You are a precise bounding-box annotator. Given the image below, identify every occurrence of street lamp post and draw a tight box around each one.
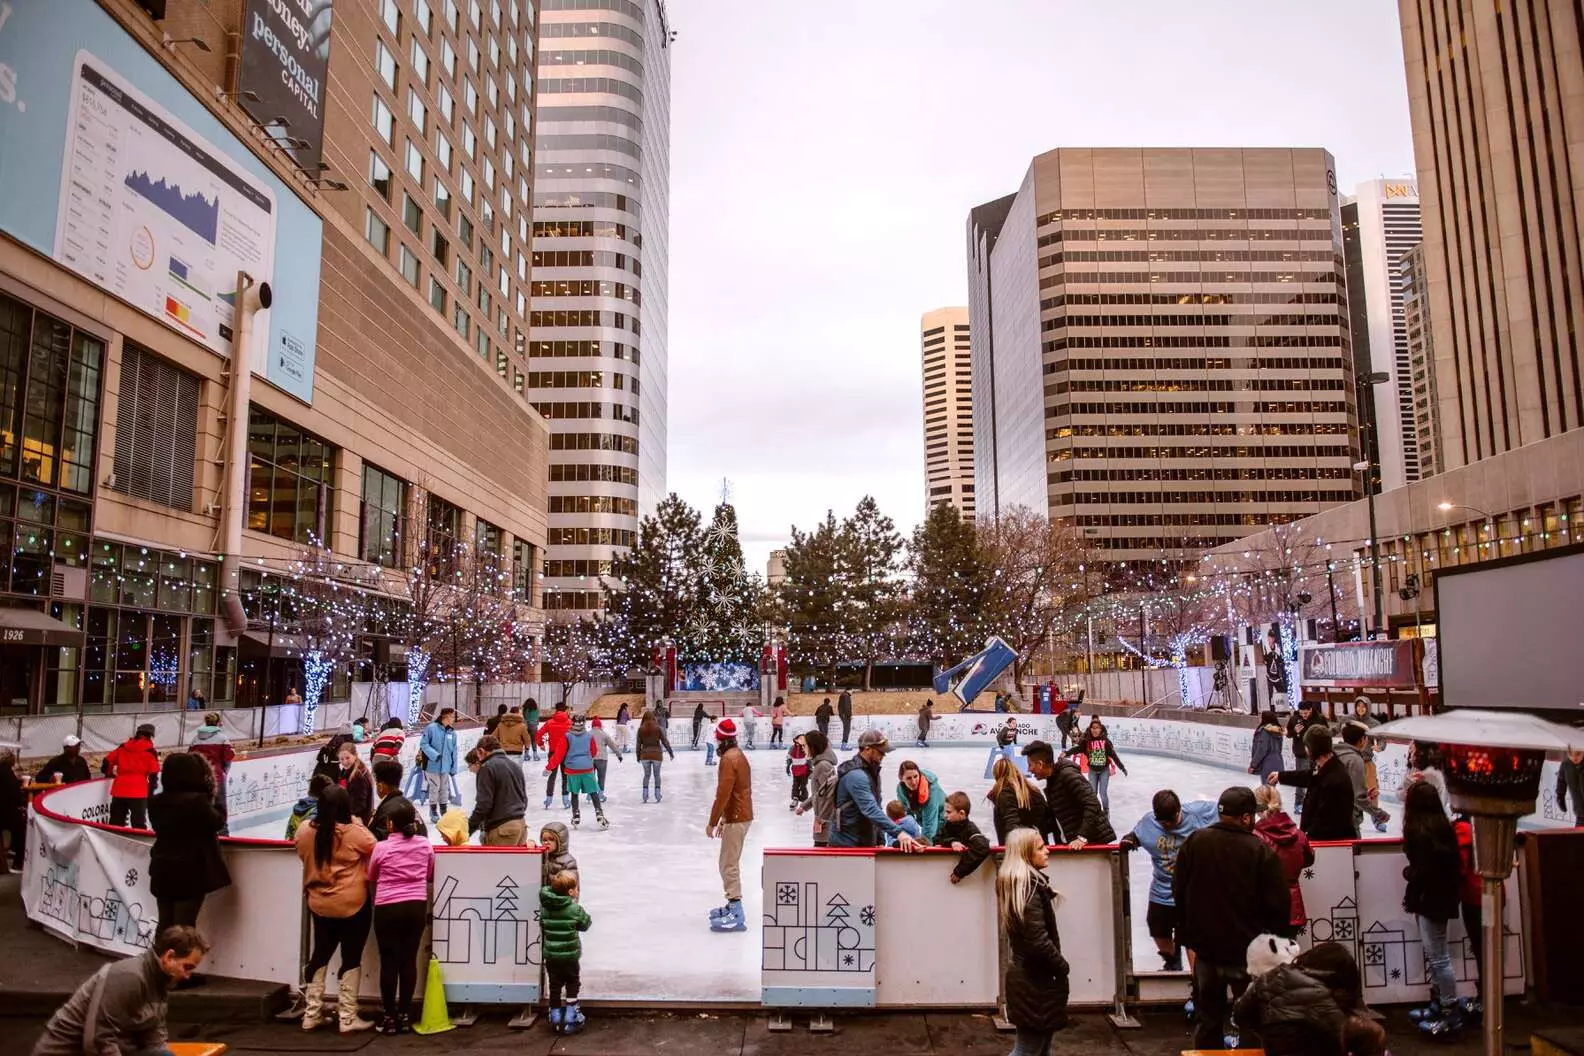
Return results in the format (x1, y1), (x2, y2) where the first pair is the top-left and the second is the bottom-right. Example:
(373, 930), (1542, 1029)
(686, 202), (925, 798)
(1356, 371), (1391, 639)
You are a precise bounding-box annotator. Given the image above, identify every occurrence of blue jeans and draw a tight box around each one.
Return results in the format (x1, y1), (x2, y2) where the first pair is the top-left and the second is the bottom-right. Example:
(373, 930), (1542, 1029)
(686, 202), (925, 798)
(1419, 914), (1457, 1003)
(641, 760), (662, 795)
(1089, 768), (1111, 812)
(1010, 1028), (1052, 1056)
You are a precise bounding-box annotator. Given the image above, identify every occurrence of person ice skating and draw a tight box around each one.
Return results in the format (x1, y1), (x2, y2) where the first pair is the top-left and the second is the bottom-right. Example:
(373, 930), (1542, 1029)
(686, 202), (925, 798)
(771, 696), (787, 745)
(741, 704), (760, 750)
(589, 717), (624, 797)
(1253, 784), (1312, 938)
(917, 699), (934, 747)
(832, 731), (924, 850)
(33, 734), (92, 786)
(815, 697), (834, 741)
(350, 715), (371, 742)
(998, 828), (1070, 1054)
(1118, 789), (1218, 971)
(1249, 709), (1286, 786)
(837, 689), (854, 748)
(497, 704), (531, 759)
(1558, 747), (1584, 826)
(295, 785), (377, 1033)
(1235, 940), (1365, 1056)
(484, 703), (508, 738)
(418, 707), (460, 823)
(1339, 721), (1391, 832)
(188, 712), (236, 835)
(1285, 700), (1325, 812)
(551, 715), (608, 829)
(540, 821), (578, 885)
(691, 701), (709, 750)
(636, 711), (675, 803)
(287, 773), (333, 840)
(370, 758), (425, 841)
(470, 735), (529, 845)
(338, 740), (375, 825)
(614, 701), (632, 753)
(524, 699), (543, 761)
(371, 717), (405, 762)
(367, 799), (433, 1035)
(313, 724), (357, 786)
(538, 703), (573, 807)
(935, 790), (991, 883)
(1173, 786), (1292, 1051)
(1270, 725), (1357, 841)
(105, 723), (160, 829)
(1066, 717), (1127, 813)
(1401, 780), (1467, 1038)
(896, 759), (945, 842)
(1022, 740), (1115, 847)
(540, 870), (593, 1034)
(786, 733), (810, 808)
(794, 730), (838, 846)
(705, 718), (753, 931)
(30, 925), (208, 1056)
(148, 752), (231, 940)
(1056, 705), (1081, 751)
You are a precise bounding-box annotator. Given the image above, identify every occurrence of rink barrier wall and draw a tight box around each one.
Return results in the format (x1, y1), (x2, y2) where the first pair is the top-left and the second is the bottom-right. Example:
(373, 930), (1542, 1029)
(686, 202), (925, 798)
(20, 714), (1570, 1009)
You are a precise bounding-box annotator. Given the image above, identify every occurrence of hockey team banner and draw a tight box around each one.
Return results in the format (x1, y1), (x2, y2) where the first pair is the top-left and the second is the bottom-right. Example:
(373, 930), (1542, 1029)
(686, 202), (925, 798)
(1299, 640), (1419, 689)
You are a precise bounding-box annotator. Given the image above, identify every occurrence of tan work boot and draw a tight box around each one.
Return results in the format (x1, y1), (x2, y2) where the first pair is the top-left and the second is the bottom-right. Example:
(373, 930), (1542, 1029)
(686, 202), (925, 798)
(337, 968), (375, 1033)
(300, 967), (328, 1031)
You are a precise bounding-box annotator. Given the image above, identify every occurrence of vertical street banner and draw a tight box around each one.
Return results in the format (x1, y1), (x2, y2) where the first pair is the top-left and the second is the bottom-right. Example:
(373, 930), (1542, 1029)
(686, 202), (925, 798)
(237, 0), (335, 176)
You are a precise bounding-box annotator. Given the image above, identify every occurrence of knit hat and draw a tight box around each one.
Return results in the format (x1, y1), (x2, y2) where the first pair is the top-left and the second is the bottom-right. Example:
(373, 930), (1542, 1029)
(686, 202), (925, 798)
(135, 723), (156, 738)
(571, 714), (587, 734)
(714, 717), (737, 740)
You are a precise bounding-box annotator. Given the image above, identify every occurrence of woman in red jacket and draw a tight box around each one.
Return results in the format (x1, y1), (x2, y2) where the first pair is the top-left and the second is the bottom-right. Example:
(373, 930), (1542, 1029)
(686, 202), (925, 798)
(104, 723), (161, 829)
(1254, 783), (1314, 938)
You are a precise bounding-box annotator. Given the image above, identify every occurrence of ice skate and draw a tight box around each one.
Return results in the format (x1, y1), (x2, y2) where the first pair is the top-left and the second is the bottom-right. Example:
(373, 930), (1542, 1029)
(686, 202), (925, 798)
(548, 1007), (563, 1034)
(596, 813), (610, 829)
(561, 794), (571, 808)
(563, 1003), (586, 1034)
(543, 796), (552, 809)
(655, 790), (662, 802)
(710, 899), (747, 932)
(708, 902), (733, 920)
(642, 789), (649, 803)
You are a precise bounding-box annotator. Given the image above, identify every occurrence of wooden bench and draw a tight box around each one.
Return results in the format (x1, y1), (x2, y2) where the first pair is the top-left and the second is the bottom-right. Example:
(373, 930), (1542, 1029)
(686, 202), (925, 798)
(167, 1044), (228, 1056)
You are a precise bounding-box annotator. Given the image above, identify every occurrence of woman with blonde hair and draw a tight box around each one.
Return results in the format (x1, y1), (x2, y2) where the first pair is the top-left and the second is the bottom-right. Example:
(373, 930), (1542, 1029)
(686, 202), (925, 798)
(989, 756), (1048, 844)
(998, 827), (1069, 1055)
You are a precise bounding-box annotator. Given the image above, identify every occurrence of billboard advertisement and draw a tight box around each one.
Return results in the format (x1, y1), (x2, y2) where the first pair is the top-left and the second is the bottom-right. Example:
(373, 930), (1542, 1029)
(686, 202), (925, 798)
(1298, 640), (1419, 689)
(0, 0), (321, 403)
(237, 0), (334, 175)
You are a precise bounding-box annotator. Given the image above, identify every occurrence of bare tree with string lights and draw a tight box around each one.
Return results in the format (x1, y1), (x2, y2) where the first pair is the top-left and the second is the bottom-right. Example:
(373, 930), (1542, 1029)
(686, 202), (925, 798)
(282, 543), (372, 735)
(977, 506), (1092, 689)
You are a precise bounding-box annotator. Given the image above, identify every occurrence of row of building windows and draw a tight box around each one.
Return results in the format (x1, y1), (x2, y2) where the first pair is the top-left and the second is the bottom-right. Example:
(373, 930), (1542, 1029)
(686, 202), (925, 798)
(531, 400), (638, 420)
(1041, 249), (1337, 267)
(539, 76), (643, 104)
(543, 559), (615, 577)
(533, 249), (641, 273)
(1052, 378), (1347, 392)
(537, 104), (643, 131)
(536, 132), (642, 159)
(543, 590), (605, 610)
(548, 462), (638, 485)
(1048, 400), (1349, 417)
(537, 160), (642, 189)
(548, 526), (636, 547)
(1051, 422), (1351, 437)
(1037, 227), (1336, 246)
(540, 20), (644, 48)
(1037, 312), (1342, 328)
(1086, 534), (1247, 550)
(1050, 444), (1353, 460)
(548, 495), (638, 515)
(1038, 208), (1334, 224)
(528, 309), (637, 330)
(543, 0), (644, 17)
(527, 338), (641, 364)
(1049, 292), (1341, 306)
(0, 295), (103, 499)
(1046, 270), (1342, 287)
(1054, 466), (1356, 482)
(1057, 489), (1357, 507)
(529, 279), (640, 303)
(1044, 335), (1345, 350)
(1054, 355), (1349, 372)
(533, 219), (636, 240)
(540, 48), (645, 77)
(548, 432), (639, 454)
(1075, 512), (1323, 527)
(534, 191), (641, 216)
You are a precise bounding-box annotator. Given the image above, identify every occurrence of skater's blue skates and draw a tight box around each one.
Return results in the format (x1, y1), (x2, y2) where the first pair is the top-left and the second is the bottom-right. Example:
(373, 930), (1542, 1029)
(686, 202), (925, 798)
(710, 899), (746, 932)
(561, 794), (570, 809)
(543, 796), (552, 809)
(563, 1003), (586, 1034)
(548, 1007), (563, 1033)
(704, 743), (717, 766)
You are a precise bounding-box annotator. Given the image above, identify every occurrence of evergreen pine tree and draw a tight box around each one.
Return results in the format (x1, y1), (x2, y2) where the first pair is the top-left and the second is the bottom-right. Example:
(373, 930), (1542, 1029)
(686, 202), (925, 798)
(603, 494), (706, 668)
(906, 500), (994, 665)
(777, 511), (847, 685)
(841, 496), (905, 690)
(693, 501), (764, 662)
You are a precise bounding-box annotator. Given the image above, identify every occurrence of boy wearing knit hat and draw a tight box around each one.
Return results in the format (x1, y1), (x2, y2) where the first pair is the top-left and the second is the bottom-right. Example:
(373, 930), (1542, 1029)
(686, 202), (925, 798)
(547, 714), (608, 829)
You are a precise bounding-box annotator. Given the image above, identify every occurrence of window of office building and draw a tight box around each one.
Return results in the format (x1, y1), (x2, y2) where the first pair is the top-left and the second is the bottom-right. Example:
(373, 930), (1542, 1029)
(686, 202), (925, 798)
(399, 244), (421, 286)
(512, 538), (534, 598)
(365, 208), (391, 255)
(410, 38), (430, 87)
(406, 139), (425, 182)
(0, 293), (103, 502)
(429, 277), (448, 312)
(379, 0), (401, 33)
(246, 406), (336, 545)
(369, 151), (393, 199)
(426, 494), (462, 574)
(375, 41), (397, 90)
(111, 343), (198, 512)
(373, 96), (395, 144)
(360, 463), (406, 567)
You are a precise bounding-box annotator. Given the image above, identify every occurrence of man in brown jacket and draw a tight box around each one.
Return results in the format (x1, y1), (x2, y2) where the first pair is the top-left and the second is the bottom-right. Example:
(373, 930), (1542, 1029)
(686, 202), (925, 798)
(705, 717), (753, 932)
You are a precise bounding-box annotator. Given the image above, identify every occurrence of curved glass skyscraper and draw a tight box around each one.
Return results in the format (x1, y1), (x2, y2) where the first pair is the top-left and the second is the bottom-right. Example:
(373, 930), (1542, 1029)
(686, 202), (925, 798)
(530, 0), (671, 616)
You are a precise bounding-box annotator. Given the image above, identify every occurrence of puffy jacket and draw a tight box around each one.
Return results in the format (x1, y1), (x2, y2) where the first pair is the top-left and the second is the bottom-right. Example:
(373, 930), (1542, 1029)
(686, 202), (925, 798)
(554, 730), (597, 775)
(469, 750), (527, 834)
(1249, 725), (1286, 779)
(1040, 758), (1115, 844)
(495, 713), (530, 752)
(1004, 871), (1070, 1032)
(992, 781), (1048, 845)
(800, 747), (839, 843)
(1453, 817), (1481, 907)
(1173, 821), (1292, 965)
(105, 737), (160, 800)
(537, 710), (571, 755)
(1403, 824), (1461, 921)
(34, 751), (92, 786)
(1287, 710), (1325, 759)
(934, 817), (991, 880)
(147, 789), (231, 901)
(340, 761), (374, 824)
(539, 886), (592, 962)
(897, 768), (946, 843)
(1255, 809), (1314, 928)
(187, 725), (235, 793)
(708, 744), (754, 827)
(540, 821), (578, 886)
(1330, 741), (1372, 828)
(419, 721), (458, 775)
(1234, 963), (1347, 1056)
(831, 757), (903, 847)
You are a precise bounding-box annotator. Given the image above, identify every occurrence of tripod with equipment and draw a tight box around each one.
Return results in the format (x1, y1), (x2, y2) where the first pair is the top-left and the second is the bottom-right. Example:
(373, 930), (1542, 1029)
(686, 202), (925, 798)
(1206, 635), (1242, 711)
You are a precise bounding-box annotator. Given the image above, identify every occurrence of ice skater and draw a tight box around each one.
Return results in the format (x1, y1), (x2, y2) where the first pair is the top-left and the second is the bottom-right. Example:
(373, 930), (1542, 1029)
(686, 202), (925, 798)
(984, 716), (1025, 779)
(1066, 717), (1127, 814)
(770, 697), (786, 745)
(539, 703), (572, 809)
(548, 715), (608, 829)
(418, 708), (459, 824)
(1117, 789), (1218, 971)
(636, 711), (674, 803)
(786, 733), (810, 809)
(589, 717), (624, 799)
(523, 699), (542, 762)
(705, 717), (752, 931)
(837, 689), (853, 749)
(916, 699), (934, 747)
(691, 702), (709, 750)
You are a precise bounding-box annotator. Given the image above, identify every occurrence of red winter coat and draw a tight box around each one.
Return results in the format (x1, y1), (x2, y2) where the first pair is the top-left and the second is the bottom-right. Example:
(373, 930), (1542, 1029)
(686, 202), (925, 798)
(105, 737), (161, 800)
(536, 710), (571, 755)
(1453, 817), (1481, 907)
(1256, 810), (1315, 929)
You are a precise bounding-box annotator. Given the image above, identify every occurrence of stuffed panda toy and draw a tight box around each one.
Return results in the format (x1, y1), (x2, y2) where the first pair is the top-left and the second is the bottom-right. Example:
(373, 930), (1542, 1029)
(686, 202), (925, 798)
(1246, 932), (1301, 977)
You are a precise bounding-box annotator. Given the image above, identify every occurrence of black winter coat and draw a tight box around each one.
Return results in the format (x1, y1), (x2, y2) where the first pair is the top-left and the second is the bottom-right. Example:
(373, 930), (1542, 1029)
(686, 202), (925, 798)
(1234, 963), (1347, 1056)
(1004, 872), (1070, 1032)
(992, 783), (1048, 844)
(934, 817), (991, 880)
(1041, 759), (1116, 844)
(1402, 826), (1460, 921)
(147, 790), (231, 900)
(1278, 756), (1358, 841)
(1172, 821), (1291, 965)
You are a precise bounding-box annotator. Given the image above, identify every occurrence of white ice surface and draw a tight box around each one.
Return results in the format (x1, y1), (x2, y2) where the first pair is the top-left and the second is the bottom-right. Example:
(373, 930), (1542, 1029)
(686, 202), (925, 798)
(232, 743), (1403, 1002)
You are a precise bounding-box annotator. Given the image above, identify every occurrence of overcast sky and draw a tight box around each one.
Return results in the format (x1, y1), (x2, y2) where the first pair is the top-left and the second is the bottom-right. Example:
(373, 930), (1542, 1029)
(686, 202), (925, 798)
(662, 1), (1415, 574)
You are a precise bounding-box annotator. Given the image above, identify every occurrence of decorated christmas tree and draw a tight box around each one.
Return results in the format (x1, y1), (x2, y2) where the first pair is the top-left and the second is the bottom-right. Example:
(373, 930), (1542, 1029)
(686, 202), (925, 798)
(692, 498), (764, 663)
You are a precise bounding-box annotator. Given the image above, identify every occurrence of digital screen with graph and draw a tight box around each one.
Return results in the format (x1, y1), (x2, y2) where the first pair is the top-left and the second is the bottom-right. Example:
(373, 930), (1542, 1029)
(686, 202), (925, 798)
(54, 53), (277, 370)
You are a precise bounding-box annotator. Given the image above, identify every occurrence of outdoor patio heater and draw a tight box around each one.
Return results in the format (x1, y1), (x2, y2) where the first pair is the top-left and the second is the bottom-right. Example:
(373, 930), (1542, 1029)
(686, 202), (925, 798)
(1371, 711), (1581, 1056)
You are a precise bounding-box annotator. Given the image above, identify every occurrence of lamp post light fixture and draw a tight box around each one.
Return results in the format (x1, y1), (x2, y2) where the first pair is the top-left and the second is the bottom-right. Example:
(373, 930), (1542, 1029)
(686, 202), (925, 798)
(1370, 710), (1582, 1056)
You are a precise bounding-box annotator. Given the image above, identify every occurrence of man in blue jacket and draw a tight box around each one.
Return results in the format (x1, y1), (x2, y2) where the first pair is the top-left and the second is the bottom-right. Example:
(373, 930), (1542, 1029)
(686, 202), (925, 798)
(829, 731), (921, 850)
(419, 707), (460, 823)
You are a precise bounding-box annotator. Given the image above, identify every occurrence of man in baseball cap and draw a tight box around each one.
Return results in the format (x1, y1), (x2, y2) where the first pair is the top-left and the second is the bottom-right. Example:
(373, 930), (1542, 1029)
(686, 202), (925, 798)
(35, 735), (92, 786)
(705, 717), (753, 931)
(829, 730), (921, 851)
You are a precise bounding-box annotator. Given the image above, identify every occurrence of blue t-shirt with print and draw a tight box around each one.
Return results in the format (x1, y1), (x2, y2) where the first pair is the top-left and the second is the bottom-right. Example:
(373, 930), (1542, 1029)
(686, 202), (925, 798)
(1128, 800), (1219, 905)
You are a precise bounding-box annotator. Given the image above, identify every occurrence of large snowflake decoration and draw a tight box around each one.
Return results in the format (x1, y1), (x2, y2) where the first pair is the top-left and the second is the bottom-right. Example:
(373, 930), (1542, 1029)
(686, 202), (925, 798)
(1302, 868), (1316, 880)
(124, 868), (139, 886)
(859, 905), (876, 927)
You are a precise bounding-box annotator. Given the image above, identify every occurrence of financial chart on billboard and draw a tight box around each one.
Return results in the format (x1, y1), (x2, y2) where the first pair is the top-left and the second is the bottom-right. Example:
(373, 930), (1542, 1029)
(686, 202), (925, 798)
(56, 55), (278, 376)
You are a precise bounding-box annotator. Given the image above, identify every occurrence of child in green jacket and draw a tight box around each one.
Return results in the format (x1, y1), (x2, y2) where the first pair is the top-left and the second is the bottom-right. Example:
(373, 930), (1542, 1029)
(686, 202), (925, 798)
(540, 870), (592, 1034)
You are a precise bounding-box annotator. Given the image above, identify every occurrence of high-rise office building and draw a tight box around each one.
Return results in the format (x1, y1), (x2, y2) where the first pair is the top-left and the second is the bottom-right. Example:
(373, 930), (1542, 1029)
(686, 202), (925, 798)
(967, 148), (1360, 577)
(920, 307), (976, 520)
(1398, 0), (1584, 469)
(1400, 243), (1443, 479)
(1341, 179), (1423, 492)
(530, 0), (673, 616)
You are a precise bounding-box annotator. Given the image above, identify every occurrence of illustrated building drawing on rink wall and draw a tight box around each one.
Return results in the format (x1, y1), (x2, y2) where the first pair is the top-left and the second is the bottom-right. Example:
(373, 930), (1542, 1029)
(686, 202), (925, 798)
(1307, 894), (1520, 992)
(38, 860), (154, 950)
(429, 874), (539, 968)
(763, 880), (876, 974)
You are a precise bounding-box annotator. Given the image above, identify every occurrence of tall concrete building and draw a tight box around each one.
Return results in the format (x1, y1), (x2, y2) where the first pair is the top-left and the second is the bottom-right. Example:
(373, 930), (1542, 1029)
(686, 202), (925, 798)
(1398, 0), (1584, 469)
(1401, 244), (1443, 478)
(530, 0), (673, 616)
(920, 308), (976, 520)
(967, 148), (1360, 578)
(1342, 179), (1423, 492)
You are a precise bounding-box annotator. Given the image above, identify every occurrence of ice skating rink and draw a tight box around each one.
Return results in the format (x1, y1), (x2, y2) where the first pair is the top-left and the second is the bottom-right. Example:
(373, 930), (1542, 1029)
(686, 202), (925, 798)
(234, 741), (1403, 1002)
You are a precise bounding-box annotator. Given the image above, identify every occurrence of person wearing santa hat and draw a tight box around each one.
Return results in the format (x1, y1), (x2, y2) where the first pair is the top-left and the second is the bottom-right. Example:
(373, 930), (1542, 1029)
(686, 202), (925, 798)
(705, 717), (753, 932)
